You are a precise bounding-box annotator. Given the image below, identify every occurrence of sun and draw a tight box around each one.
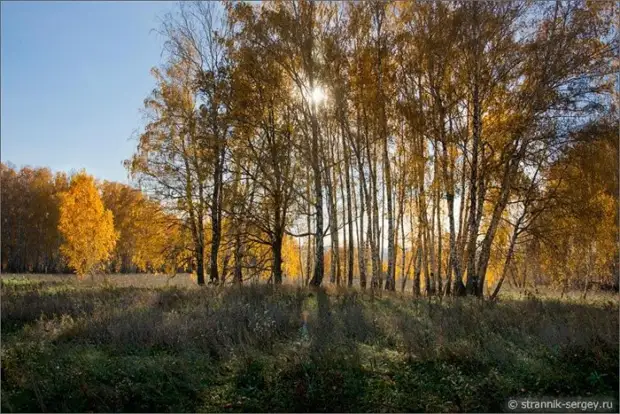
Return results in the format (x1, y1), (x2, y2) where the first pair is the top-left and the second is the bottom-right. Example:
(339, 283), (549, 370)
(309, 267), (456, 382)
(310, 86), (326, 104)
(296, 82), (327, 105)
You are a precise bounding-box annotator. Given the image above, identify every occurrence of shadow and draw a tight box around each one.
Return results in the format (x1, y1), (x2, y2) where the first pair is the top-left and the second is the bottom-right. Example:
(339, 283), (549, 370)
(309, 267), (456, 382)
(3, 281), (618, 413)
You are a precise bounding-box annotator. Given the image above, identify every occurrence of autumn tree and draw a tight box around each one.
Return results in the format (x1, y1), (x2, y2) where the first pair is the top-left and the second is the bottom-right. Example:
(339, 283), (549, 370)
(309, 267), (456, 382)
(100, 181), (144, 273)
(529, 118), (618, 296)
(126, 54), (211, 284)
(159, 1), (234, 285)
(227, 19), (301, 284)
(101, 181), (189, 274)
(58, 172), (117, 277)
(227, 0), (331, 286)
(468, 0), (615, 297)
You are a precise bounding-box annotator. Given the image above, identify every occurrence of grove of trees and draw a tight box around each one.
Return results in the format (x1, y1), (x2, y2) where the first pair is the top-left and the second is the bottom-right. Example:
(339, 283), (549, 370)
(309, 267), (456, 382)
(1, 165), (191, 276)
(2, 1), (617, 297)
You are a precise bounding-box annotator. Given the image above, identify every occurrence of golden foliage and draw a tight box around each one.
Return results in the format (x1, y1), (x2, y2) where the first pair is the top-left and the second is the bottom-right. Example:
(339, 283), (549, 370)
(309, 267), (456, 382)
(282, 235), (303, 282)
(58, 172), (118, 276)
(100, 181), (189, 274)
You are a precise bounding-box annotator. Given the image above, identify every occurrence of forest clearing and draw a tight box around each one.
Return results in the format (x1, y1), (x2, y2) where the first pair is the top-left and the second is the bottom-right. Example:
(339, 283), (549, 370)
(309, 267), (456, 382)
(1, 0), (618, 412)
(1, 274), (618, 412)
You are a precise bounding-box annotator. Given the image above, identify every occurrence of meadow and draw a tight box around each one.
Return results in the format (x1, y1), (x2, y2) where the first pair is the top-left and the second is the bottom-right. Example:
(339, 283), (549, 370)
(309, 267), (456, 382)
(1, 274), (617, 413)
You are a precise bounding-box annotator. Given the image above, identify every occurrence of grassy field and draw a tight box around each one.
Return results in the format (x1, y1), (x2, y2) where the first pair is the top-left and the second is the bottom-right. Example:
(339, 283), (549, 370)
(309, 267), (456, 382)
(1, 274), (618, 412)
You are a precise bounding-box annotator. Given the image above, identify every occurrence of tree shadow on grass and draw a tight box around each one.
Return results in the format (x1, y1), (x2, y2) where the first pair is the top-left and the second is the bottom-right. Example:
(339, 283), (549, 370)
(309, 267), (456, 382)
(3, 284), (617, 413)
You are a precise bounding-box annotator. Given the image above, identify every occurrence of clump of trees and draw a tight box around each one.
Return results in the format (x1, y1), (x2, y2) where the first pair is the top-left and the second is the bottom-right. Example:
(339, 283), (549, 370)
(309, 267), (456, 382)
(0, 163), (302, 282)
(126, 0), (617, 296)
(1, 164), (69, 273)
(0, 164), (191, 276)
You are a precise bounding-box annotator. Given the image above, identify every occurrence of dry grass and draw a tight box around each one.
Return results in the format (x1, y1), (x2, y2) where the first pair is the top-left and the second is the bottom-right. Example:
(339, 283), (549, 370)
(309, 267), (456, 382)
(1, 274), (618, 412)
(0, 272), (200, 288)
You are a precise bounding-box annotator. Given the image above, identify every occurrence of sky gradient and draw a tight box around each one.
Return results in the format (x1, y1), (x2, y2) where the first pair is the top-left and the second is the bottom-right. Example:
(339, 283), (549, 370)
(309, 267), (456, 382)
(1, 1), (177, 183)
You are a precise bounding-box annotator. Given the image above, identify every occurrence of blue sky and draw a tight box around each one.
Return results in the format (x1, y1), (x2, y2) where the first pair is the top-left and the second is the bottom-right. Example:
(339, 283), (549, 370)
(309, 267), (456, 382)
(1, 1), (177, 183)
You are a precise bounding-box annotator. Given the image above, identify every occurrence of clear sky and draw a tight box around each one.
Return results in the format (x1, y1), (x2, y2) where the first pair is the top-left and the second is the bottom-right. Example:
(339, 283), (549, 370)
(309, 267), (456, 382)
(1, 1), (177, 183)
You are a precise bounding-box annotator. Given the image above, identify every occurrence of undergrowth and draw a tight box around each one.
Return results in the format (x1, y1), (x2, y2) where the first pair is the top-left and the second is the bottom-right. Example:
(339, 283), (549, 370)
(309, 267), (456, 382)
(1, 277), (618, 412)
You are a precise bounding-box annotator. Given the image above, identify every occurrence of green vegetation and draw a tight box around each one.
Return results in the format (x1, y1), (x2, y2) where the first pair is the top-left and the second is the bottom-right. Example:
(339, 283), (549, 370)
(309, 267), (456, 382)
(1, 275), (618, 412)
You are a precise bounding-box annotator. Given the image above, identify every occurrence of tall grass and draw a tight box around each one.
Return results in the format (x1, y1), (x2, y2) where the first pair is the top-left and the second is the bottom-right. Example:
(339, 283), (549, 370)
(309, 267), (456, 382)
(1, 276), (618, 412)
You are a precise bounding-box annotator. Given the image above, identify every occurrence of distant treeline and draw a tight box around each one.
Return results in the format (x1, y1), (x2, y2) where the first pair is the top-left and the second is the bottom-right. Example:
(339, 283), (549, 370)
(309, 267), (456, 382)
(0, 163), (305, 282)
(0, 164), (191, 275)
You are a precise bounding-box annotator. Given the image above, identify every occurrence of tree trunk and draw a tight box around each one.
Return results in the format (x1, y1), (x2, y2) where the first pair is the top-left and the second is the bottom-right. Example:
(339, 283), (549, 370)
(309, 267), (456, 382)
(209, 230), (220, 284)
(298, 238), (305, 286)
(464, 1), (484, 296)
(307, 126), (324, 286)
(273, 232), (283, 285)
(490, 221), (520, 300)
(403, 197), (416, 293)
(456, 145), (469, 268)
(305, 178), (313, 286)
(413, 245), (422, 297)
(338, 152), (347, 286)
(400, 206), (407, 293)
(582, 244), (594, 300)
(416, 138), (431, 295)
(367, 129), (381, 289)
(475, 144), (523, 296)
(196, 243), (205, 286)
(209, 147), (225, 284)
(436, 184), (443, 294)
(429, 174), (437, 295)
(465, 96), (481, 295)
(354, 167), (367, 289)
(307, 8), (324, 286)
(381, 95), (395, 291)
(345, 141), (354, 287)
(309, 106), (324, 286)
(234, 232), (242, 284)
(422, 212), (431, 295)
(325, 158), (338, 285)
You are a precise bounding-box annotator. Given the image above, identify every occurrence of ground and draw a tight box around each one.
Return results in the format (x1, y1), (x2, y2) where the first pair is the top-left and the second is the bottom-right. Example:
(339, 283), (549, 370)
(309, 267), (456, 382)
(1, 274), (618, 412)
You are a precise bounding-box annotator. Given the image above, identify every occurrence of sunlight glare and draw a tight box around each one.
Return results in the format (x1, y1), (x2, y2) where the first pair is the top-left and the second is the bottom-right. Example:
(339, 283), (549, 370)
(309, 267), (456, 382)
(311, 86), (326, 104)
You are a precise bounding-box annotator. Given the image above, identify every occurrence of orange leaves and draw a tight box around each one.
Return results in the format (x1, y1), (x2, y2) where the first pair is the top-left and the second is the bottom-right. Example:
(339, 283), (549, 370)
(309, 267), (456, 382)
(58, 172), (117, 276)
(100, 180), (188, 274)
(282, 235), (303, 281)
